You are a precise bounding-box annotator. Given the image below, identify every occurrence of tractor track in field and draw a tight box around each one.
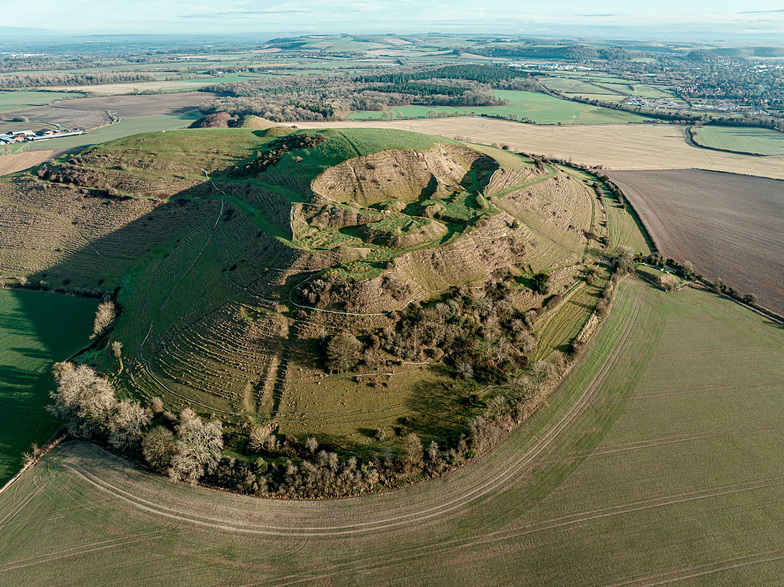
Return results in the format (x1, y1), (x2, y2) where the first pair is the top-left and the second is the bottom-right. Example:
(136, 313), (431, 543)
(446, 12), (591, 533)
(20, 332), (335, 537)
(610, 548), (784, 586)
(60, 295), (643, 539)
(0, 531), (166, 573)
(583, 423), (784, 457)
(634, 378), (784, 400)
(263, 475), (784, 586)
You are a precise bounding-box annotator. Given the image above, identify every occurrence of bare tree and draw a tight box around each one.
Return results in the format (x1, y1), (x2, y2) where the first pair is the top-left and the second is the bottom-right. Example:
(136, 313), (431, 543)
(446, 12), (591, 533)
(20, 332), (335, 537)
(108, 400), (152, 450)
(169, 409), (224, 484)
(401, 433), (423, 472)
(142, 426), (176, 472)
(304, 437), (319, 454)
(111, 341), (123, 358)
(91, 300), (116, 339)
(49, 362), (115, 438)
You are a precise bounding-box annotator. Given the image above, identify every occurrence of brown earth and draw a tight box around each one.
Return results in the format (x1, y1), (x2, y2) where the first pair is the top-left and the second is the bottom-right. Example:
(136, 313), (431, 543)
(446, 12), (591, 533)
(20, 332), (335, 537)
(2, 92), (218, 130)
(0, 150), (55, 177)
(607, 169), (784, 316)
(311, 143), (486, 206)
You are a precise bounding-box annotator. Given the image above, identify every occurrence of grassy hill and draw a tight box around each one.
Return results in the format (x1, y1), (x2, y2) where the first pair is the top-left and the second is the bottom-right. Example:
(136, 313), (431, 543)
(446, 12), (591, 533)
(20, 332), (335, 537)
(0, 126), (635, 467)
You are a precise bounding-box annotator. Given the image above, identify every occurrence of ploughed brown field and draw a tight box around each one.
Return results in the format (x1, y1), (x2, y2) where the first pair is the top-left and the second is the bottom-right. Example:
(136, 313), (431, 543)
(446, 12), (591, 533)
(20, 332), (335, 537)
(607, 169), (784, 316)
(3, 92), (218, 130)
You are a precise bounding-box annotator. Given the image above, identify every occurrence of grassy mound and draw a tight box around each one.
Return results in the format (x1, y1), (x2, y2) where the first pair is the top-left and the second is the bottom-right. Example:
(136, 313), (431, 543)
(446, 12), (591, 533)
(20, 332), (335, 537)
(0, 126), (628, 466)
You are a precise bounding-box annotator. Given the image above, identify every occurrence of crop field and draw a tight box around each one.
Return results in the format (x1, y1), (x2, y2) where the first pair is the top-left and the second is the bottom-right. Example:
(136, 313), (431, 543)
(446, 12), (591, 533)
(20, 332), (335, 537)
(3, 279), (784, 584)
(0, 90), (85, 111)
(691, 125), (784, 156)
(608, 169), (784, 316)
(0, 150), (54, 176)
(0, 92), (217, 131)
(294, 118), (784, 180)
(0, 289), (97, 486)
(348, 90), (650, 125)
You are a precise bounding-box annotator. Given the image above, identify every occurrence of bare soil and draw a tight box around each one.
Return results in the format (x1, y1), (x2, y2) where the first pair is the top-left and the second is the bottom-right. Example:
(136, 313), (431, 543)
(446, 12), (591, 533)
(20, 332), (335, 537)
(0, 151), (54, 176)
(607, 169), (784, 315)
(2, 92), (218, 130)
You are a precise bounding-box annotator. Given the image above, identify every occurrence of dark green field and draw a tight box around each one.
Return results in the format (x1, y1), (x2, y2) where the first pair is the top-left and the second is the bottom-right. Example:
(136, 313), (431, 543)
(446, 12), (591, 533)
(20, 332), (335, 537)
(0, 289), (97, 486)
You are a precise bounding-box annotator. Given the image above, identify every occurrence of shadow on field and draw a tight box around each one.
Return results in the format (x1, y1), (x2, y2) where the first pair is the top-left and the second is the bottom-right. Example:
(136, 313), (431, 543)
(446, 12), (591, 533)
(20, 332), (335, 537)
(8, 172), (318, 417)
(403, 365), (474, 444)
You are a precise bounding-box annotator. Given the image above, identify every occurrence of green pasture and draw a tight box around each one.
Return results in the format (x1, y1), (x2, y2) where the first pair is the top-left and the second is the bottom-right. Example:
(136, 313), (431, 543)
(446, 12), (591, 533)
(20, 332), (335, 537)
(603, 187), (653, 255)
(691, 125), (784, 156)
(0, 90), (85, 112)
(348, 90), (651, 125)
(0, 289), (97, 486)
(4, 280), (784, 584)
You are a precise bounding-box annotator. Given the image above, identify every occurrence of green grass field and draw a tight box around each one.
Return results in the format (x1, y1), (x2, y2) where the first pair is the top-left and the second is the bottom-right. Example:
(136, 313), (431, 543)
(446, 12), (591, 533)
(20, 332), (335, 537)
(691, 125), (784, 156)
(0, 289), (97, 486)
(604, 188), (653, 255)
(3, 279), (784, 583)
(348, 90), (651, 125)
(0, 91), (85, 112)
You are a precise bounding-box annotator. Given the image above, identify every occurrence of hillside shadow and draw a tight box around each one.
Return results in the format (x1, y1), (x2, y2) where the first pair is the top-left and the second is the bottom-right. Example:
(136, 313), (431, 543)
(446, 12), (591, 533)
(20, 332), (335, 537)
(402, 365), (474, 444)
(5, 172), (313, 423)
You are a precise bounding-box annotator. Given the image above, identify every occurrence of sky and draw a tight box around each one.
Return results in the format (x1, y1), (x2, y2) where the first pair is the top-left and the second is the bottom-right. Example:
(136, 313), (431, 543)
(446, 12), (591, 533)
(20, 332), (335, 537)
(2, 0), (784, 41)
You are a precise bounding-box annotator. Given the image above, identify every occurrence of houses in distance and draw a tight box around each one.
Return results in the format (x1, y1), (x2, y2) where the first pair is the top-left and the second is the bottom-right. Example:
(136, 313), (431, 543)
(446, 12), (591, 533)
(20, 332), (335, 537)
(0, 128), (85, 145)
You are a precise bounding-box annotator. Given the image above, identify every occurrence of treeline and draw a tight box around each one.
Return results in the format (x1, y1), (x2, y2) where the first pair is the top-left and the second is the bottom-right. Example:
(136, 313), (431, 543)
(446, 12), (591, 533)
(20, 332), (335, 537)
(47, 355), (564, 497)
(356, 63), (539, 86)
(198, 66), (526, 121)
(0, 56), (99, 73)
(0, 71), (156, 89)
(558, 92), (784, 132)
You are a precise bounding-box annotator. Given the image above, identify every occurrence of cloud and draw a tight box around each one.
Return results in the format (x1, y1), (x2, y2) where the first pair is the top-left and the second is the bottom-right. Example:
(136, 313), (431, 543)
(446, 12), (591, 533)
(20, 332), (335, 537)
(739, 9), (784, 14)
(576, 14), (616, 17)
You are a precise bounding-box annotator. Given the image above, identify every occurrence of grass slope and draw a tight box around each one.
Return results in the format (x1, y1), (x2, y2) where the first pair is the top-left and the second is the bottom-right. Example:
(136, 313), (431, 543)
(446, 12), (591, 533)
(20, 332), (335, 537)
(691, 125), (784, 156)
(0, 289), (97, 485)
(3, 280), (784, 584)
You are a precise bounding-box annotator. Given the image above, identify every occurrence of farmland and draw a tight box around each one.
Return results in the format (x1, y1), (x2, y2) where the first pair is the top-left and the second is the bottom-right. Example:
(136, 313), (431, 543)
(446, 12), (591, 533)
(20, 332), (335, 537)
(348, 90), (650, 125)
(0, 150), (54, 176)
(0, 92), (216, 131)
(691, 125), (784, 156)
(294, 117), (784, 180)
(0, 289), (97, 486)
(0, 90), (85, 111)
(3, 279), (784, 583)
(607, 169), (784, 316)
